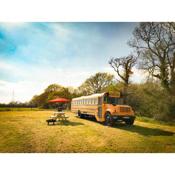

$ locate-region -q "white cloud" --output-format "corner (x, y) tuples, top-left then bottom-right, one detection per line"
(0, 22), (28, 29)
(0, 59), (95, 103)
(51, 23), (72, 40)
(0, 60), (20, 73)
(103, 66), (147, 83)
(130, 67), (148, 83)
(0, 79), (46, 103)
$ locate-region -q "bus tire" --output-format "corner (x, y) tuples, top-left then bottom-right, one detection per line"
(125, 118), (134, 125)
(80, 114), (85, 119)
(105, 112), (113, 126)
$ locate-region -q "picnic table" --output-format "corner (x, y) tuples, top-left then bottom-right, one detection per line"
(46, 111), (69, 125)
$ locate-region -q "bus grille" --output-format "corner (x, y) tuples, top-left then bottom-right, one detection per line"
(120, 107), (130, 112)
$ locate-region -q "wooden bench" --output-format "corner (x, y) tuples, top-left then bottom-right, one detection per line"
(46, 118), (56, 125)
(46, 112), (69, 125)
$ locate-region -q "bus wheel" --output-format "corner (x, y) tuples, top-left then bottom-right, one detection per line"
(125, 118), (134, 125)
(80, 114), (85, 119)
(105, 112), (113, 126)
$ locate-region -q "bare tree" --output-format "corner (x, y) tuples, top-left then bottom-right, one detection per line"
(129, 22), (175, 94)
(109, 55), (136, 103)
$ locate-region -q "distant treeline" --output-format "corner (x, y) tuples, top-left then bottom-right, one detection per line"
(0, 101), (35, 108)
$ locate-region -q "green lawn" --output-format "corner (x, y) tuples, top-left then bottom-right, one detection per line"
(0, 110), (175, 153)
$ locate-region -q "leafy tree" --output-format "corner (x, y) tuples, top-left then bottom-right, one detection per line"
(127, 81), (175, 121)
(104, 82), (123, 96)
(30, 84), (81, 108)
(44, 84), (63, 93)
(79, 72), (115, 95)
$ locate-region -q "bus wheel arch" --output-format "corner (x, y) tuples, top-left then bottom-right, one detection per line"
(78, 110), (82, 117)
(78, 110), (85, 119)
(125, 117), (135, 125)
(104, 111), (113, 126)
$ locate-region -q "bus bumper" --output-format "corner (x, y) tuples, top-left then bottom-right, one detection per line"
(112, 115), (135, 122)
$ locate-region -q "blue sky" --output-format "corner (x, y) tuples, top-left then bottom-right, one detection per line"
(0, 22), (145, 103)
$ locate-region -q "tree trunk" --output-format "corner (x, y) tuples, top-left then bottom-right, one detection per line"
(123, 84), (128, 104)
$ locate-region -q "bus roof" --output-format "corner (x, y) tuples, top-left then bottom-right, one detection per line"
(72, 92), (106, 101)
(72, 92), (120, 101)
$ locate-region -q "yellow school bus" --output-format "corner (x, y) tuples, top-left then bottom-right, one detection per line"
(71, 92), (135, 126)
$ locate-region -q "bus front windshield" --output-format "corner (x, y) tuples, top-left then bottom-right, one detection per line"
(104, 96), (123, 105)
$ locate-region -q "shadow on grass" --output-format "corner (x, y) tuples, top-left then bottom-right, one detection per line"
(48, 120), (84, 126)
(75, 115), (97, 122)
(114, 123), (175, 136)
(75, 115), (175, 136)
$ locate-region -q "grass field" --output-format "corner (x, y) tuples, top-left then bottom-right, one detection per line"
(0, 110), (175, 153)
